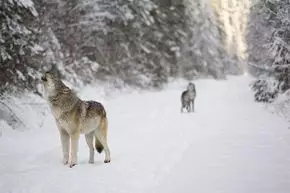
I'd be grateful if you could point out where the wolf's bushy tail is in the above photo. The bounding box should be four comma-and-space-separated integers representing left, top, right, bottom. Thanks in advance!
95, 116, 108, 153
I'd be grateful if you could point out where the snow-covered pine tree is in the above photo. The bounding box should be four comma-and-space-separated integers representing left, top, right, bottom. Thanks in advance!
0, 0, 41, 94
180, 0, 228, 80
66, 0, 189, 88
247, 0, 290, 102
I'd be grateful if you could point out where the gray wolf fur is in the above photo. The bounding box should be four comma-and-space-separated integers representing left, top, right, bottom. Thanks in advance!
41, 71, 111, 168
181, 82, 196, 113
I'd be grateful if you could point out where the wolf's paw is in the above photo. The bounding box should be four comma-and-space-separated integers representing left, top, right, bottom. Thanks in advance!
63, 159, 68, 165
104, 159, 111, 163
88, 160, 94, 164
69, 163, 77, 168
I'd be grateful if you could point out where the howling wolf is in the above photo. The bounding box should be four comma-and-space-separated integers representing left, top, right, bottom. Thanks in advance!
41, 71, 111, 168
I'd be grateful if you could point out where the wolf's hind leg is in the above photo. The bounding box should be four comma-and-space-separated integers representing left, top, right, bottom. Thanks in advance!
181, 102, 186, 113
59, 129, 69, 165
85, 131, 95, 164
97, 118, 111, 163
97, 135, 111, 163
96, 118, 111, 163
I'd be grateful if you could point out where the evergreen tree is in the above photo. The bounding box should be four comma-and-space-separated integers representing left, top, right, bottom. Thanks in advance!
180, 0, 229, 80
247, 0, 290, 102
0, 0, 41, 94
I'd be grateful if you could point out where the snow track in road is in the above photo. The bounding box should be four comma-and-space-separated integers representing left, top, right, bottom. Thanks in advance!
1, 76, 290, 193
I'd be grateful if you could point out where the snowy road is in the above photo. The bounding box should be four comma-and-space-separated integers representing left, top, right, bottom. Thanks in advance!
1, 76, 290, 193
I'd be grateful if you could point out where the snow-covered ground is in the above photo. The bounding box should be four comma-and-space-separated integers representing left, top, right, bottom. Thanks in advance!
1, 76, 290, 193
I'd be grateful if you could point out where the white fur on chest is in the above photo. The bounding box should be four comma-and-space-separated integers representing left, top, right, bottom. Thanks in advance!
45, 93, 63, 119
50, 105, 63, 119
187, 92, 196, 100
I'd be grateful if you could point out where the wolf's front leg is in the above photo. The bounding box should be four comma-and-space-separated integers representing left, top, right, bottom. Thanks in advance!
191, 100, 195, 112
69, 132, 80, 168
186, 104, 191, 112
59, 129, 69, 165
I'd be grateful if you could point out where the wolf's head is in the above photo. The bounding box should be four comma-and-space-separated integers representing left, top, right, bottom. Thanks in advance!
187, 82, 195, 92
41, 71, 67, 96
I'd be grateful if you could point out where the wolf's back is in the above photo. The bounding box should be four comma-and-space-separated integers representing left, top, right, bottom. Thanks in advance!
85, 101, 107, 118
